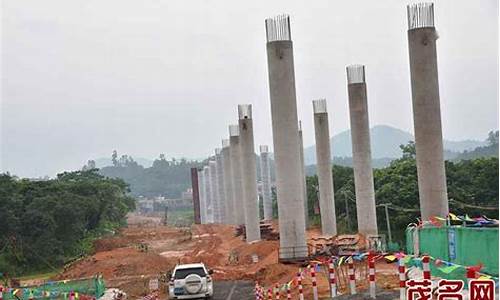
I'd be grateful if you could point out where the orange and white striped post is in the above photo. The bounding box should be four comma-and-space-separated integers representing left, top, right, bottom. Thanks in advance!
368, 258, 376, 299
0, 286, 4, 300
398, 258, 406, 300
275, 284, 280, 300
267, 288, 272, 300
297, 272, 304, 300
422, 256, 431, 280
311, 265, 319, 300
328, 259, 337, 298
348, 260, 356, 294
286, 284, 291, 300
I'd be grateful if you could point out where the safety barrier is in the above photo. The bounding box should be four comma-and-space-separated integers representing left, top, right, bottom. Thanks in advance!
254, 252, 500, 300
254, 255, 377, 300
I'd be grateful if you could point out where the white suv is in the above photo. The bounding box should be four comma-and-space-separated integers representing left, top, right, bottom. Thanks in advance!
167, 263, 214, 299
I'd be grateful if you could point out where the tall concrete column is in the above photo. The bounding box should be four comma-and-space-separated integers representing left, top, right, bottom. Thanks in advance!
298, 121, 309, 228
259, 145, 273, 220
238, 104, 261, 242
407, 3, 448, 220
229, 125, 246, 225
312, 99, 337, 236
346, 65, 378, 235
191, 168, 201, 224
203, 166, 212, 223
198, 169, 207, 224
222, 139, 235, 224
215, 148, 226, 223
208, 160, 220, 223
265, 15, 307, 260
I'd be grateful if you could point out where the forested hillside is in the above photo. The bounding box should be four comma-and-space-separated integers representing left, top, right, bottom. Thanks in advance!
98, 152, 201, 198
0, 170, 135, 275
453, 130, 498, 160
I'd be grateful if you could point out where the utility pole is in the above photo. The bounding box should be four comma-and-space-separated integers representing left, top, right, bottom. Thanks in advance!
342, 189, 351, 232
380, 203, 392, 244
163, 206, 168, 226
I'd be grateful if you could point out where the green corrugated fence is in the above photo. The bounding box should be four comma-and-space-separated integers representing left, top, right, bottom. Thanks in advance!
406, 226, 499, 276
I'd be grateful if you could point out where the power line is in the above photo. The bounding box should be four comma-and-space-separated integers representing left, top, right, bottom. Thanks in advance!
449, 199, 498, 211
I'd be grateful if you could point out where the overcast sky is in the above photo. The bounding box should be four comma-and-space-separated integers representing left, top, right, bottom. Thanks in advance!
1, 0, 498, 178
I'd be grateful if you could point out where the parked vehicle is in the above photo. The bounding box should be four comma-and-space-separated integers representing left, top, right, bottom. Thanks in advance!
167, 263, 213, 299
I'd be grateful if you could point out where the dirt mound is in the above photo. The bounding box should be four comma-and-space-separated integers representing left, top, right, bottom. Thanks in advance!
59, 247, 176, 279
93, 237, 131, 252
232, 240, 279, 265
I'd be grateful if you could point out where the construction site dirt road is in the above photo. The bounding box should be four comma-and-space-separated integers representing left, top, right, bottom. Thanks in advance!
57, 214, 400, 299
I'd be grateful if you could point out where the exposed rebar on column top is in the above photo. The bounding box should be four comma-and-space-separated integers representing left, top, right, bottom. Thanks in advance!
222, 139, 230, 148
313, 99, 327, 114
407, 2, 435, 30
260, 145, 269, 153
265, 14, 291, 42
346, 65, 366, 84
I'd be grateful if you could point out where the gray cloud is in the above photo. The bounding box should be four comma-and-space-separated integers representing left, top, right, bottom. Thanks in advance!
1, 0, 498, 177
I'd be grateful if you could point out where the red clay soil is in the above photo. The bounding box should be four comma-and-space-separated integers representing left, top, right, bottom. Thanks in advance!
59, 215, 400, 299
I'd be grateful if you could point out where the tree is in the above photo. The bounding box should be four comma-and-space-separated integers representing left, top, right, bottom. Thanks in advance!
487, 130, 499, 146
0, 170, 135, 275
112, 150, 118, 166
88, 160, 96, 169
304, 141, 498, 246
100, 153, 200, 198
400, 141, 416, 159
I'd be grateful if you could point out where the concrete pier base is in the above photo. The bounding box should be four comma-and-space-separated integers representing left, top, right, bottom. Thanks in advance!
229, 125, 246, 225
407, 3, 449, 220
312, 99, 337, 236
346, 65, 378, 235
238, 104, 261, 242
265, 15, 307, 260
